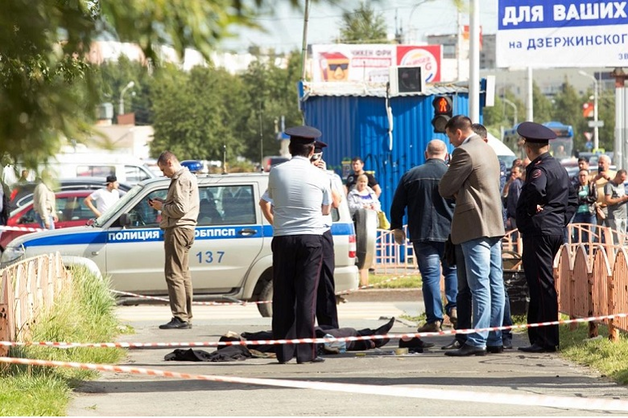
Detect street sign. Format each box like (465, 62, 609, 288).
(588, 120, 605, 128)
(585, 141, 593, 150)
(496, 0, 628, 68)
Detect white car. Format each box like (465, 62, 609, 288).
(1, 173, 363, 317)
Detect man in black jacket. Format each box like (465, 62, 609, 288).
(390, 139, 457, 336)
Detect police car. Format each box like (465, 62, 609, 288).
(0, 173, 361, 317)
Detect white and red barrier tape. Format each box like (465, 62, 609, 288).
(2, 313, 626, 349)
(0, 356, 626, 412)
(0, 225, 44, 232)
(110, 271, 418, 306)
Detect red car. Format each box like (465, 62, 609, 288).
(0, 190, 95, 251)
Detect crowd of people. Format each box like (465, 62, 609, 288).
(5, 118, 619, 363)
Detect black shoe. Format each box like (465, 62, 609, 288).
(487, 345, 504, 354)
(374, 317, 395, 335)
(503, 339, 513, 349)
(444, 343, 487, 357)
(441, 339, 462, 350)
(159, 317, 191, 329)
(518, 344, 557, 353)
(399, 337, 435, 352)
(297, 357, 325, 364)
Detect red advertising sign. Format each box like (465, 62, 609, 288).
(396, 45, 442, 83)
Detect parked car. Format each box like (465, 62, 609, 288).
(9, 177, 131, 211)
(0, 190, 95, 252)
(262, 156, 290, 172)
(1, 173, 369, 317)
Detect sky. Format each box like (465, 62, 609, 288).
(219, 0, 499, 53)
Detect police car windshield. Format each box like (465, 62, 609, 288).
(94, 184, 144, 227)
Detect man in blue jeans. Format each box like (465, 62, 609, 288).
(390, 139, 457, 334)
(439, 115, 506, 356)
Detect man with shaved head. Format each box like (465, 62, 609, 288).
(390, 139, 457, 348)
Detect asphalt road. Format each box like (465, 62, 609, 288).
(66, 298, 628, 416)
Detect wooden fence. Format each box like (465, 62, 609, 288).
(375, 224, 628, 341)
(0, 253, 72, 355)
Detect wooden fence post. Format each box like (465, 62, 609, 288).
(610, 249, 628, 342)
(0, 271, 15, 356)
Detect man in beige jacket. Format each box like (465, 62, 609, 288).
(439, 115, 506, 357)
(149, 151, 199, 330)
(33, 170, 58, 230)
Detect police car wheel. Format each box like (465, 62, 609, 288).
(257, 279, 273, 318)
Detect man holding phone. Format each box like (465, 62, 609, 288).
(150, 151, 199, 330)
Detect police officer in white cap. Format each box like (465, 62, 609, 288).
(515, 121, 578, 353)
(267, 125, 331, 364)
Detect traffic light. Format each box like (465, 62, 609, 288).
(431, 96, 453, 133)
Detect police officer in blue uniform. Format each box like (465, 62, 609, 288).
(515, 122, 578, 353)
(268, 125, 331, 364)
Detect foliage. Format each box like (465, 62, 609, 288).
(93, 57, 154, 126)
(532, 82, 553, 124)
(338, 2, 389, 44)
(0, 0, 326, 169)
(483, 91, 524, 133)
(239, 53, 304, 163)
(0, 265, 124, 415)
(149, 64, 247, 161)
(551, 78, 583, 142)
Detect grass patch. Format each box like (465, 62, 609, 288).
(560, 322, 628, 385)
(0, 266, 125, 416)
(369, 272, 421, 289)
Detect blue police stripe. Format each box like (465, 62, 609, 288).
(22, 223, 355, 249)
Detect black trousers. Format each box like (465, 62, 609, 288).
(271, 234, 323, 363)
(522, 234, 563, 348)
(316, 230, 339, 328)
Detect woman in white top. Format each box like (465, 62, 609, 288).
(347, 174, 380, 218)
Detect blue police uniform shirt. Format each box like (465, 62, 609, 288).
(268, 156, 331, 236)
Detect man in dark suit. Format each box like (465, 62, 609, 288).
(439, 115, 506, 357)
(515, 122, 578, 353)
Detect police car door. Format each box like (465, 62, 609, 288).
(104, 188, 168, 293)
(193, 184, 265, 293)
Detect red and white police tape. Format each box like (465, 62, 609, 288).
(109, 271, 416, 306)
(2, 312, 626, 349)
(0, 225, 44, 232)
(0, 356, 626, 412)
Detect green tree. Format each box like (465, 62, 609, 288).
(338, 2, 389, 44)
(532, 82, 553, 124)
(550, 79, 583, 152)
(240, 53, 303, 164)
(0, 0, 326, 171)
(149, 64, 247, 162)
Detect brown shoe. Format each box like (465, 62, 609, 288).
(448, 308, 458, 327)
(417, 321, 442, 333)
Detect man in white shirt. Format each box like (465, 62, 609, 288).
(84, 175, 124, 218)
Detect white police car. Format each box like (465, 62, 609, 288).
(1, 173, 361, 317)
